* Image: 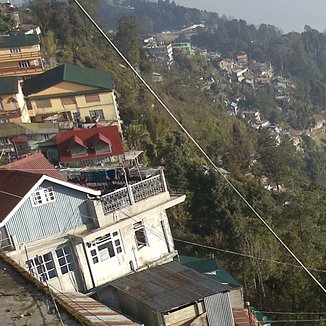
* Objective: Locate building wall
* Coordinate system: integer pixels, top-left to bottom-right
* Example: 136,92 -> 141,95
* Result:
5,180 -> 91,245
27,82 -> 119,125
82,198 -> 177,287
0,44 -> 40,57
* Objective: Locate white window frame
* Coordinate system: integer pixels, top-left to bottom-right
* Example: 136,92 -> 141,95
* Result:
134,221 -> 148,249
31,187 -> 56,207
19,60 -> 30,68
55,246 -> 76,275
26,252 -> 57,282
86,231 -> 123,264
10,47 -> 21,53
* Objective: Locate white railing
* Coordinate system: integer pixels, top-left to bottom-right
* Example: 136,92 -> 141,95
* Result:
101,170 -> 167,215
131,175 -> 165,203
101,187 -> 131,215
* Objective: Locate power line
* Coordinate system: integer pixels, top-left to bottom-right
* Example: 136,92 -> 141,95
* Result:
258,311 -> 326,315
174,239 -> 326,273
73,0 -> 326,294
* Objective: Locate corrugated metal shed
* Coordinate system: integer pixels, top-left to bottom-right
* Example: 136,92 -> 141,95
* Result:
109,261 -> 230,313
57,292 -> 141,326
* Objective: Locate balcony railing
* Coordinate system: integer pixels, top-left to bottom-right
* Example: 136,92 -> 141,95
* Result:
0,66 -> 44,77
0,51 -> 41,62
0,236 -> 13,250
101,169 -> 167,215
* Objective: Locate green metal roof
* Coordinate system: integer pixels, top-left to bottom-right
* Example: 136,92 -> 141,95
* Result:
179,255 -> 242,289
0,122 -> 59,138
0,76 -> 18,95
23,64 -> 114,96
0,34 -> 40,49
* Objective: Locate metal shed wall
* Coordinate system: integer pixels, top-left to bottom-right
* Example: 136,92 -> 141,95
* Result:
204,292 -> 235,326
5,181 -> 90,244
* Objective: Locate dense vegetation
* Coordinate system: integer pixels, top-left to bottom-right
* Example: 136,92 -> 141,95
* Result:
21,0 -> 326,322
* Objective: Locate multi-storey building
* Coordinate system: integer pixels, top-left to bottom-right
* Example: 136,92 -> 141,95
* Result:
0,76 -> 30,123
0,168 -> 185,293
0,34 -> 44,78
23,63 -> 121,131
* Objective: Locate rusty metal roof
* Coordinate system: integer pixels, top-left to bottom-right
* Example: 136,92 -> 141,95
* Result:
56,292 -> 141,326
108,261 -> 230,313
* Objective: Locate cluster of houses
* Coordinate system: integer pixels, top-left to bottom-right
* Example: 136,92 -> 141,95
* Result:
0,4 -> 275,325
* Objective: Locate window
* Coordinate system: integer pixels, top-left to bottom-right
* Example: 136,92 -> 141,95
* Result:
35,99 -> 51,109
10,98 -> 18,111
19,60 -> 30,68
26,252 -> 57,281
89,109 -> 104,121
31,187 -> 55,207
10,47 -> 21,53
56,246 -> 76,274
61,96 -> 76,106
0,97 -> 3,110
85,93 -> 100,103
86,231 -> 123,264
134,221 -> 148,249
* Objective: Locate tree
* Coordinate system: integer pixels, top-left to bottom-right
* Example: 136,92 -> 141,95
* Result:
114,16 -> 142,66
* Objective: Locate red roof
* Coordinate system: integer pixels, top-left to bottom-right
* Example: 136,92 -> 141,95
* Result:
56,125 -> 124,163
2,153 -> 65,181
0,170 -> 43,223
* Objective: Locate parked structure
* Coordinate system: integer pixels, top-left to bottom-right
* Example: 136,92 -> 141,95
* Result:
23,63 -> 121,130
0,34 -> 44,77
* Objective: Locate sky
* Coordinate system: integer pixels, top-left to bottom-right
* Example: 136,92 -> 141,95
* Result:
175,0 -> 326,33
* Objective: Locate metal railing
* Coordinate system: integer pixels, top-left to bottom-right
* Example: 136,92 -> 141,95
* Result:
131,175 -> 165,203
101,171 -> 166,215
0,51 -> 41,62
0,236 -> 13,250
101,187 -> 131,215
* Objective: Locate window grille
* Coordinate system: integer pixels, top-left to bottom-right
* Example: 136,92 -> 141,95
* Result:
134,221 -> 148,249
86,231 -> 123,264
55,246 -> 76,274
26,252 -> 57,281
31,187 -> 55,207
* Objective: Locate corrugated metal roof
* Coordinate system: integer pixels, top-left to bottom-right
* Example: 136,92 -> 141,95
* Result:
0,34 -> 40,49
56,292 -> 141,326
2,152 -> 65,180
23,63 -> 114,96
0,76 -> 18,95
179,255 -> 242,288
109,261 -> 230,313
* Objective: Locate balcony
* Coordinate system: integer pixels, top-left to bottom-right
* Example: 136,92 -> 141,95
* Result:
0,65 -> 44,77
0,51 -> 42,63
86,168 -> 185,229
101,169 -> 167,215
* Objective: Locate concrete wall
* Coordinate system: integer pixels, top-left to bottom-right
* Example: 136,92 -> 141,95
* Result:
82,196 -> 180,287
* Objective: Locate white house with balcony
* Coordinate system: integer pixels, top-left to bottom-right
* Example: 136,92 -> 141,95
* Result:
0,168 -> 185,293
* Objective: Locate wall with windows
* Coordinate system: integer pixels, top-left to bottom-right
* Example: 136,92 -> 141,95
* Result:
82,205 -> 177,287
4,181 -> 91,245
27,82 -> 120,128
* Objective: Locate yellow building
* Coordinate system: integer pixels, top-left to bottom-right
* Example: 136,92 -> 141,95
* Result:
23,64 -> 121,131
0,76 -> 30,123
0,34 -> 44,77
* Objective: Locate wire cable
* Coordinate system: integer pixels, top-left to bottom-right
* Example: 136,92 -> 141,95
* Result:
72,0 -> 326,294
174,238 -> 326,273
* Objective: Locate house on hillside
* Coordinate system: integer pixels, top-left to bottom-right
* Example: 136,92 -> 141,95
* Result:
0,76 -> 30,123
23,64 -> 121,131
0,122 -> 59,163
146,43 -> 173,66
0,168 -> 185,292
95,261 -> 235,326
55,125 -> 124,167
0,34 -> 44,77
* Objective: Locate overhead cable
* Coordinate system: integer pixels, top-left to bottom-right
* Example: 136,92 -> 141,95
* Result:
72,0 -> 326,294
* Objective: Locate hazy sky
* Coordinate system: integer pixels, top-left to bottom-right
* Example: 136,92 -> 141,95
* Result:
175,0 -> 326,33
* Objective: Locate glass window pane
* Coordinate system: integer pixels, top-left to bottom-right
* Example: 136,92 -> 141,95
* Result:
68,263 -> 75,271
61,266 -> 68,274
56,249 -> 63,257
108,241 -> 115,257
